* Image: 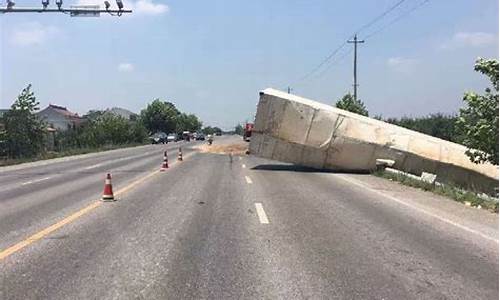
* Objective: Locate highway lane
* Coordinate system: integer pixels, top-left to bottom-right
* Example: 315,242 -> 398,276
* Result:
0,140 -> 201,250
244,155 -> 498,299
0,136 -> 498,299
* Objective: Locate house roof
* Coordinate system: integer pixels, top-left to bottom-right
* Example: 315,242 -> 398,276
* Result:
44,104 -> 80,118
106,107 -> 137,119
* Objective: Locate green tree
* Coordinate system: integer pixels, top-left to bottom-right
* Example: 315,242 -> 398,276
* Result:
2,84 -> 46,158
457,58 -> 499,165
213,127 -> 222,135
202,126 -> 215,135
234,124 -> 244,135
129,120 -> 149,144
335,93 -> 369,116
140,99 -> 180,134
386,113 -> 463,143
176,113 -> 202,133
55,110 -> 149,150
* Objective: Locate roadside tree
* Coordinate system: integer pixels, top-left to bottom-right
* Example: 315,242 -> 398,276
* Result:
335,93 -> 369,116
176,113 -> 202,133
140,99 -> 180,134
2,84 -> 46,158
457,58 -> 499,165
234,124 -> 244,135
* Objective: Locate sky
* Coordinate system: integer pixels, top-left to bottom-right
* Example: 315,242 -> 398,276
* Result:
0,0 -> 498,130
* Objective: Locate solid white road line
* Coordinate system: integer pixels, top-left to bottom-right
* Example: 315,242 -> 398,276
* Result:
242,164 -> 246,168
335,174 -> 499,244
81,150 -> 159,171
255,203 -> 270,224
84,163 -> 104,170
245,176 -> 253,184
21,177 -> 51,186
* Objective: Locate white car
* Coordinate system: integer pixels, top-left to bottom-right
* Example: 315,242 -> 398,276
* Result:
167,134 -> 177,143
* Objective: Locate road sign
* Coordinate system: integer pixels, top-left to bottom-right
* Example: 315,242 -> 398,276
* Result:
70,5 -> 100,17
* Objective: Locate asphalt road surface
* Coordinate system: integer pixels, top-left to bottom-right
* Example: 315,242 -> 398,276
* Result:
0,135 -> 498,299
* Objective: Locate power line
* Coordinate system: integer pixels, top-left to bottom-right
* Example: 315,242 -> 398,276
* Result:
315,0 -> 430,80
315,47 -> 353,79
362,0 -> 430,40
291,0 -> 412,88
353,0 -> 409,34
293,43 -> 348,84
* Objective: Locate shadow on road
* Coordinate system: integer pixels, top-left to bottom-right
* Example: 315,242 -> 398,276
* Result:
251,164 -> 369,174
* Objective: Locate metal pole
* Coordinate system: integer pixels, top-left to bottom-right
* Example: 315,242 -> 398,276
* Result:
347,34 -> 365,100
0,7 -> 132,14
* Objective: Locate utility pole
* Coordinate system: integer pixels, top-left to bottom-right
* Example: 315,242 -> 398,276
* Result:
287,86 -> 293,94
347,34 -> 364,101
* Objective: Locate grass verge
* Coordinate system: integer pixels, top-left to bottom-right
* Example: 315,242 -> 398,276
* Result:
373,170 -> 499,213
0,143 -> 147,167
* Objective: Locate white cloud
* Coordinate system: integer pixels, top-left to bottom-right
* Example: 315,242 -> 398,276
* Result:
10,22 -> 59,46
118,63 -> 134,72
135,0 -> 169,14
76,0 -> 169,15
387,57 -> 418,74
440,32 -> 496,50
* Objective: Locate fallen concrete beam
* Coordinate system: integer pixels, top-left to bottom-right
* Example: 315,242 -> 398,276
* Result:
250,88 -> 499,195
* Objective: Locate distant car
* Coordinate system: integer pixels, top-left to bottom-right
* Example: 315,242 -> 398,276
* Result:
167,133 -> 178,143
182,131 -> 191,141
151,132 -> 167,144
196,133 -> 205,140
215,132 -> 222,136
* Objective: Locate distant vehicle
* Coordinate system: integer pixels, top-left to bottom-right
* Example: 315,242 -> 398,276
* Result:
167,133 -> 178,143
196,133 -> 205,140
151,132 -> 167,144
182,131 -> 191,141
215,132 -> 222,136
207,134 -> 214,145
244,123 -> 253,142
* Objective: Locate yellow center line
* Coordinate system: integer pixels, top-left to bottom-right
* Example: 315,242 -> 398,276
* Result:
0,201 -> 102,260
0,152 -> 194,261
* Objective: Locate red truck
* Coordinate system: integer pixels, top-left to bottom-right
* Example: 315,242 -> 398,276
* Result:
243,123 -> 253,142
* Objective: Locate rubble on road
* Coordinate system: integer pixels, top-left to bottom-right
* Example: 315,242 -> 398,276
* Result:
195,143 -> 248,155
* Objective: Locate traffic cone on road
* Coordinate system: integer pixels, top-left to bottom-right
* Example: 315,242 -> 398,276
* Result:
177,147 -> 183,161
160,151 -> 169,171
102,173 -> 115,201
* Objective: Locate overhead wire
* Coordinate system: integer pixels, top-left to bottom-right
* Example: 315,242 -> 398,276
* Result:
314,0 -> 430,81
362,0 -> 430,40
291,0 -> 428,88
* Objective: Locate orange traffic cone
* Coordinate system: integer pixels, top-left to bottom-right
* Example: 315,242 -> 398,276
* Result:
160,151 -> 169,171
178,147 -> 183,161
102,173 -> 115,201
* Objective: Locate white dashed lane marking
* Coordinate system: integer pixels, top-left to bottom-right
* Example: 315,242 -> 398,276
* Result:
21,177 -> 51,186
245,176 -> 253,184
84,163 -> 104,170
255,203 -> 270,224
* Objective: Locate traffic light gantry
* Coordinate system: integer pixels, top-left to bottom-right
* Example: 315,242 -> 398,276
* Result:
1,0 -> 132,17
